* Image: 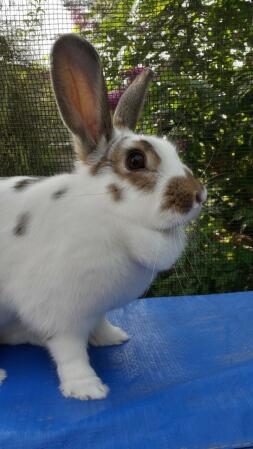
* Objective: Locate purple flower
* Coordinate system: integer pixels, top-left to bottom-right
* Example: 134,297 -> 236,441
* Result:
119,66 -> 146,82
70,8 -> 98,29
71,10 -> 87,27
107,90 -> 124,109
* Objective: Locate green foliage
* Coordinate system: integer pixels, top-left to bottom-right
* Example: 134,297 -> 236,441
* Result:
82,0 -> 253,294
0,3 -> 73,175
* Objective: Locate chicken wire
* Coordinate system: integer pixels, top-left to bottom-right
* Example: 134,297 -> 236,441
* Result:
0,0 -> 252,296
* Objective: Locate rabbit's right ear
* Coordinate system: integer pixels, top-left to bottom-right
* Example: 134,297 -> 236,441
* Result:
51,34 -> 112,159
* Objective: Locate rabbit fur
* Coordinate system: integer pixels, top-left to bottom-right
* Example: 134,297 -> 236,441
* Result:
0,34 -> 207,400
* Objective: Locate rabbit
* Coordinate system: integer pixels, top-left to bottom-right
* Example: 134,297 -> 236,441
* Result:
0,34 -> 207,400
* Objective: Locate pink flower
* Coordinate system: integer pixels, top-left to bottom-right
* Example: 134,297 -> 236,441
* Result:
107,90 -> 124,109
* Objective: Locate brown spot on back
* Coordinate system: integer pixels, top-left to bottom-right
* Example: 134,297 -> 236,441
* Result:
161,174 -> 203,213
14,212 -> 30,236
14,178 -> 42,191
107,183 -> 123,201
52,187 -> 68,199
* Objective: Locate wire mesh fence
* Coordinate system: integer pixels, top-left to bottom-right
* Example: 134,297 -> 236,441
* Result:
0,0 -> 252,296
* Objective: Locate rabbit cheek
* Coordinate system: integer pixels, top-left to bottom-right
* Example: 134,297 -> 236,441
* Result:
161,175 -> 203,214
122,172 -> 156,192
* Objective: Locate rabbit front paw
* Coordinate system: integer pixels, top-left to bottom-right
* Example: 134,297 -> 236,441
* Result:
60,376 -> 109,400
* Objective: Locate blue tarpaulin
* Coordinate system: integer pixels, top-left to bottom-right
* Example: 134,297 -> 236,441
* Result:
1,291 -> 253,449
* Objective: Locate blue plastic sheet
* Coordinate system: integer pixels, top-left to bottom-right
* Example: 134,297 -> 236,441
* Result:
1,291 -> 253,449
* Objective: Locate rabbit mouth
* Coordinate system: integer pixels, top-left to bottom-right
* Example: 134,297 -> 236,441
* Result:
175,203 -> 203,227
159,202 -> 204,233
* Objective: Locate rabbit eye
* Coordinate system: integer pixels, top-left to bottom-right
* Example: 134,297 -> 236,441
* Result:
126,150 -> 146,171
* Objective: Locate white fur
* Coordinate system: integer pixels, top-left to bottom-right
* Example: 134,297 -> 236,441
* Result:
0,133 -> 201,399
0,35 -> 206,399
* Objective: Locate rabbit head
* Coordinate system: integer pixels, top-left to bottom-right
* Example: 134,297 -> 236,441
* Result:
51,34 -> 207,235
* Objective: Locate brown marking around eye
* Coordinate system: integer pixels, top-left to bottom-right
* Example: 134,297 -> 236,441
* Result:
107,183 -> 123,201
52,187 -> 68,200
161,174 -> 203,213
89,137 -> 128,176
89,137 -> 161,191
14,178 -> 42,191
14,212 -> 30,236
137,139 -> 161,168
109,139 -> 161,192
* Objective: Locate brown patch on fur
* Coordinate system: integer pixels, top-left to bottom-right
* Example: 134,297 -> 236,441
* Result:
52,187 -> 68,200
109,139 -> 161,192
126,172 -> 157,191
138,139 -> 161,167
14,212 -> 30,236
14,178 -> 42,191
89,157 -> 108,176
161,174 -> 203,213
89,138 -> 161,191
107,183 -> 123,201
89,137 -> 129,176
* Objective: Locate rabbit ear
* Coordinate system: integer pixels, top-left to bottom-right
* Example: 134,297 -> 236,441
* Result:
113,69 -> 153,130
51,34 -> 112,157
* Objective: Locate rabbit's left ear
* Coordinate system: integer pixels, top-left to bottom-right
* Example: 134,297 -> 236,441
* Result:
51,34 -> 112,158
113,69 -> 153,131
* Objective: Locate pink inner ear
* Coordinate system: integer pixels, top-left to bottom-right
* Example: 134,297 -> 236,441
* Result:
61,60 -> 101,143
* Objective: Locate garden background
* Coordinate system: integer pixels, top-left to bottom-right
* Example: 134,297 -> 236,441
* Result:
0,0 -> 252,296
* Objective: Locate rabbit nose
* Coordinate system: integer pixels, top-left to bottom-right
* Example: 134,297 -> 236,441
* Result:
195,187 -> 207,205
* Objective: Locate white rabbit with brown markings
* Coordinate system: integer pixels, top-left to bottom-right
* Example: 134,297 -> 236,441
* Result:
0,34 -> 207,400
